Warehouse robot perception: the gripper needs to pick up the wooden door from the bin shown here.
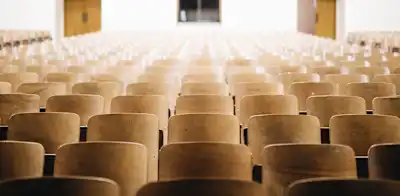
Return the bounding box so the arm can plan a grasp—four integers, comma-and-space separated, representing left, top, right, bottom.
64, 0, 101, 37
85, 0, 102, 33
315, 0, 336, 39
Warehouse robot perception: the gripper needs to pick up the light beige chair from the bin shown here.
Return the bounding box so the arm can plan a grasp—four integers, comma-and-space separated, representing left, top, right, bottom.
46, 95, 104, 126
373, 74, 400, 95
325, 74, 368, 95
159, 142, 252, 181
0, 94, 40, 125
126, 82, 178, 109
26, 65, 55, 81
87, 113, 159, 181
17, 83, 66, 108
263, 144, 357, 196
0, 82, 11, 94
330, 114, 400, 156
0, 177, 120, 196
8, 112, 80, 153
54, 142, 147, 196
67, 65, 95, 75
46, 72, 78, 93
175, 95, 234, 115
136, 179, 263, 196
307, 95, 367, 127
181, 74, 224, 84
373, 96, 400, 117
289, 82, 337, 111
168, 114, 240, 144
0, 141, 44, 181
310, 67, 342, 80
0, 73, 39, 92
346, 82, 396, 110
352, 66, 389, 80
279, 73, 320, 94
180, 83, 229, 96
248, 115, 321, 164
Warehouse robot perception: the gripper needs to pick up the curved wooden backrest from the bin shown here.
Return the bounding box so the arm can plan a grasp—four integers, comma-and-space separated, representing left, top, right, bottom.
288, 178, 400, 196
373, 96, 400, 117
228, 73, 274, 87
26, 65, 54, 81
239, 95, 298, 126
180, 82, 229, 96
67, 65, 95, 75
263, 144, 357, 196
353, 66, 389, 80
373, 74, 400, 95
8, 112, 80, 153
0, 93, 40, 125
45, 72, 77, 93
279, 73, 320, 94
289, 82, 337, 111
330, 114, 400, 156
46, 95, 104, 126
136, 179, 262, 196
0, 177, 119, 196
0, 141, 44, 181
369, 144, 400, 180
181, 74, 224, 84
175, 95, 234, 115
54, 142, 147, 196
168, 114, 239, 144
277, 65, 307, 74
248, 115, 321, 164
0, 73, 39, 92
17, 83, 66, 107
307, 95, 366, 127
87, 113, 159, 181
72, 82, 121, 113
0, 82, 11, 94
325, 74, 368, 95
126, 82, 177, 108
310, 67, 342, 79
346, 82, 396, 110
159, 142, 252, 181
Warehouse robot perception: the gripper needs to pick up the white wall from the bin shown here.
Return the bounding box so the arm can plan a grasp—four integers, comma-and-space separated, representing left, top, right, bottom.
0, 0, 58, 37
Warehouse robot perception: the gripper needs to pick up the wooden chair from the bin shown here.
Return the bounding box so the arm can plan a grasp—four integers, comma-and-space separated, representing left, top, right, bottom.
180, 83, 229, 96
373, 96, 400, 117
228, 73, 275, 92
87, 113, 159, 181
45, 72, 78, 93
159, 142, 252, 181
279, 73, 320, 94
17, 83, 66, 108
369, 144, 400, 180
72, 82, 121, 113
325, 74, 368, 95
310, 66, 342, 80
288, 178, 400, 196
330, 114, 400, 156
181, 74, 224, 84
0, 73, 39, 92
373, 74, 400, 95
26, 65, 55, 81
0, 94, 40, 125
110, 95, 169, 144
0, 82, 11, 94
346, 82, 396, 110
67, 65, 95, 75
168, 114, 240, 144
46, 95, 104, 126
307, 95, 366, 127
8, 112, 80, 153
175, 95, 234, 115
289, 82, 337, 112
0, 177, 119, 196
353, 66, 389, 80
0, 141, 44, 181
54, 142, 147, 196
136, 179, 262, 196
248, 115, 321, 164
263, 144, 357, 196
126, 82, 178, 109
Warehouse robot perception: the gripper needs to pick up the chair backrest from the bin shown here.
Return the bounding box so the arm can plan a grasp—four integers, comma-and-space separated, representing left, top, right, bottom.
0, 177, 119, 196
346, 82, 396, 110
181, 74, 224, 83
310, 67, 342, 79
72, 82, 121, 113
175, 95, 234, 115
330, 114, 400, 156
0, 73, 39, 92
263, 144, 357, 196
233, 82, 284, 110
373, 96, 400, 117
87, 113, 159, 181
279, 73, 320, 94
0, 82, 11, 94
54, 142, 147, 196
239, 95, 298, 127
17, 83, 66, 108
8, 112, 80, 153
373, 74, 400, 95
159, 142, 252, 181
369, 144, 400, 180
168, 114, 240, 144
353, 66, 389, 80
45, 72, 77, 93
0, 93, 40, 125
288, 179, 400, 196
325, 74, 368, 95
248, 115, 321, 164
26, 65, 54, 81
46, 95, 104, 126
0, 141, 44, 181
180, 82, 229, 96
307, 95, 366, 127
126, 82, 177, 108
289, 82, 337, 111
67, 65, 95, 75
136, 179, 263, 196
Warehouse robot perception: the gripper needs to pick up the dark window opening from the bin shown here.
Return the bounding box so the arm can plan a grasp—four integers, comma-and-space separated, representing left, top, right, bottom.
178, 0, 220, 23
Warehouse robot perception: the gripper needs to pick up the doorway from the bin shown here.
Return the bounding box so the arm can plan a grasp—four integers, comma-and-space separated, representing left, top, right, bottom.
64, 0, 101, 37
178, 0, 221, 23
315, 0, 336, 39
